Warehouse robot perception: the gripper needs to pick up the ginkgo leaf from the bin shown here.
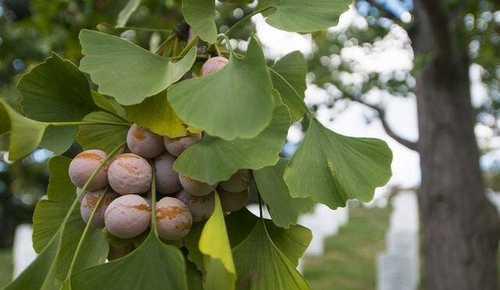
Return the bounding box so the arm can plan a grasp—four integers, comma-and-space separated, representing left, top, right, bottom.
79, 29, 197, 105
125, 92, 188, 138
39, 126, 77, 156
225, 209, 312, 267
18, 53, 96, 122
116, 0, 141, 27
186, 260, 204, 290
260, 0, 350, 33
284, 118, 392, 209
174, 94, 290, 185
0, 99, 46, 160
71, 233, 188, 290
0, 100, 79, 159
168, 36, 274, 140
233, 220, 311, 290
182, 0, 217, 43
92, 92, 127, 119
77, 111, 129, 153
199, 193, 236, 290
254, 159, 314, 228
270, 51, 307, 121
32, 157, 75, 252
0, 99, 10, 134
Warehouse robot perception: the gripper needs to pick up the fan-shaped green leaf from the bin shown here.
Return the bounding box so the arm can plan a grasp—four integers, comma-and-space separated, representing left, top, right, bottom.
169, 36, 274, 140
182, 0, 217, 43
233, 220, 311, 290
284, 118, 393, 209
0, 100, 80, 160
199, 193, 236, 290
174, 95, 290, 185
79, 29, 197, 105
254, 159, 314, 228
186, 260, 204, 290
0, 100, 10, 135
77, 111, 129, 153
92, 92, 127, 119
32, 157, 75, 252
116, 0, 141, 27
270, 51, 307, 121
125, 92, 188, 138
71, 233, 188, 290
225, 209, 311, 266
0, 99, 47, 160
39, 126, 77, 156
18, 54, 96, 122
260, 0, 350, 33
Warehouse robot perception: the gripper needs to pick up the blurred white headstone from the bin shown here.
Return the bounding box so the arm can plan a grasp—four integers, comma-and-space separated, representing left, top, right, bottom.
377, 191, 419, 290
13, 224, 37, 278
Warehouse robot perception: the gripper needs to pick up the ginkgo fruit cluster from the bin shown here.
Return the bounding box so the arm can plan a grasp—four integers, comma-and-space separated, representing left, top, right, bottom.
68, 57, 250, 244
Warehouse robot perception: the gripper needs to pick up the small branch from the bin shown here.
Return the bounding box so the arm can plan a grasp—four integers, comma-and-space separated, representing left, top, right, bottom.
345, 96, 419, 151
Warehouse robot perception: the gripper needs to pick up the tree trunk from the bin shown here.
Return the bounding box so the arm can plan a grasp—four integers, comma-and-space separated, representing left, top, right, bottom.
411, 1, 500, 290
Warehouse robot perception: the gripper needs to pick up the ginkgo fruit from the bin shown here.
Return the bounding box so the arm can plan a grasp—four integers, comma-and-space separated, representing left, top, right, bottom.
80, 189, 118, 228
220, 170, 251, 192
104, 194, 151, 239
176, 190, 214, 222
155, 197, 192, 240
69, 149, 109, 191
163, 132, 202, 156
108, 153, 152, 195
154, 153, 181, 195
201, 56, 229, 76
219, 188, 249, 212
127, 124, 165, 158
179, 174, 215, 196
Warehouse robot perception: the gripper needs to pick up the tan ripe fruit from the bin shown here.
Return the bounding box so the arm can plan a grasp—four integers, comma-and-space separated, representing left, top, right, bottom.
163, 133, 202, 157
69, 150, 108, 191
154, 153, 181, 195
201, 56, 229, 76
156, 197, 192, 240
220, 170, 250, 193
104, 194, 151, 239
176, 191, 214, 222
126, 124, 165, 159
219, 189, 249, 212
80, 190, 118, 228
179, 174, 214, 196
108, 153, 152, 195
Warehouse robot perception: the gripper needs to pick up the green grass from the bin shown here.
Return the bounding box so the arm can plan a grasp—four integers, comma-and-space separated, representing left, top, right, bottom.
0, 249, 12, 288
302, 205, 391, 290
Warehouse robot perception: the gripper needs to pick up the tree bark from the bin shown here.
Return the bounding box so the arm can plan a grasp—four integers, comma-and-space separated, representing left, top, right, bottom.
411, 1, 500, 290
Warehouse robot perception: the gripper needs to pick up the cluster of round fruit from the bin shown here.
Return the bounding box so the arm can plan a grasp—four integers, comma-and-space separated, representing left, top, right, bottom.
68, 56, 249, 242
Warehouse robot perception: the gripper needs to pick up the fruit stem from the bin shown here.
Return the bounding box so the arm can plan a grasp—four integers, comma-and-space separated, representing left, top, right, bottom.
150, 168, 159, 238
66, 189, 107, 277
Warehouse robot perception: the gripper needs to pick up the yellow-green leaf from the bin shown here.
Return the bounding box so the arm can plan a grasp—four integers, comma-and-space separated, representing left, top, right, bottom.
199, 193, 236, 290
125, 92, 188, 138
